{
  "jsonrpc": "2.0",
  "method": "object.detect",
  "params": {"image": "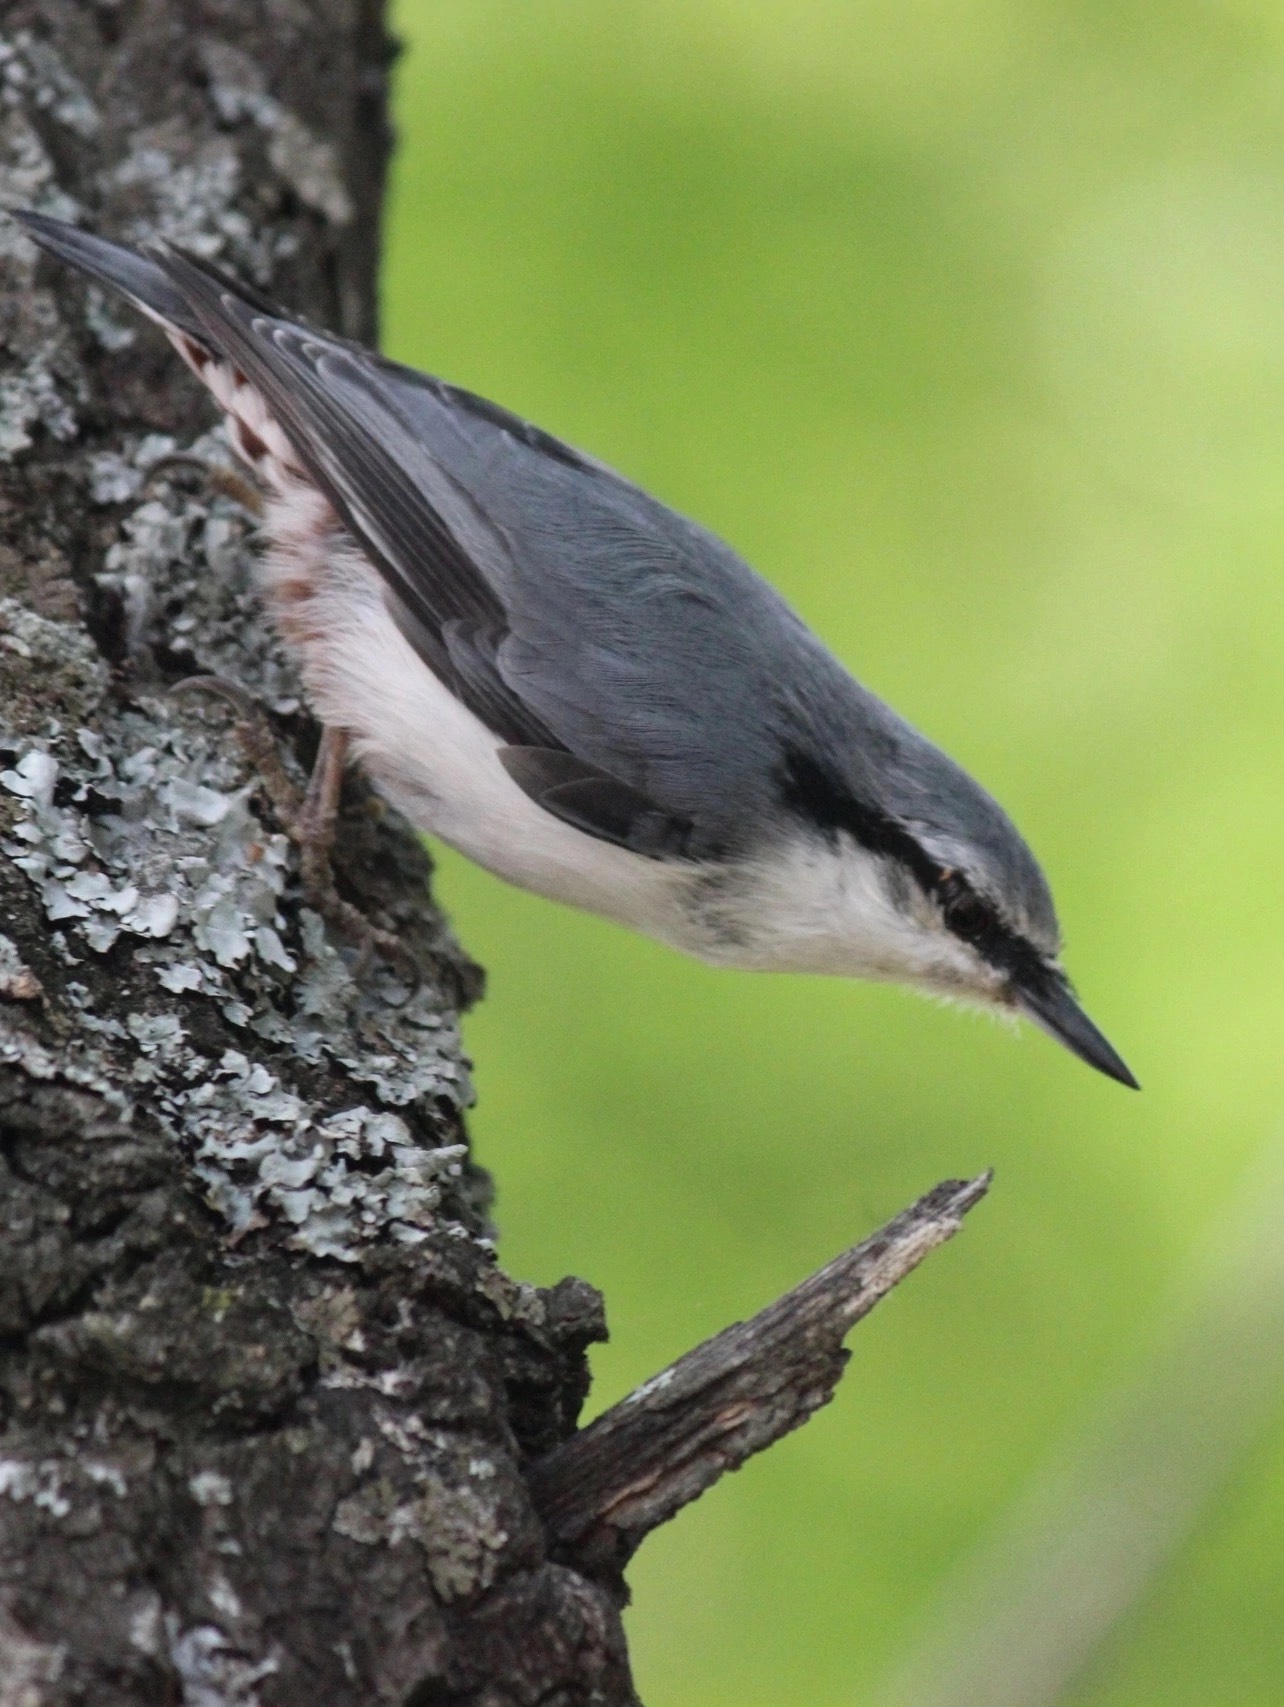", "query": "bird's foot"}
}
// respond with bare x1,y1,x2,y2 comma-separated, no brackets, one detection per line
144,451,265,515
172,675,302,824
172,678,418,983
292,723,420,985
